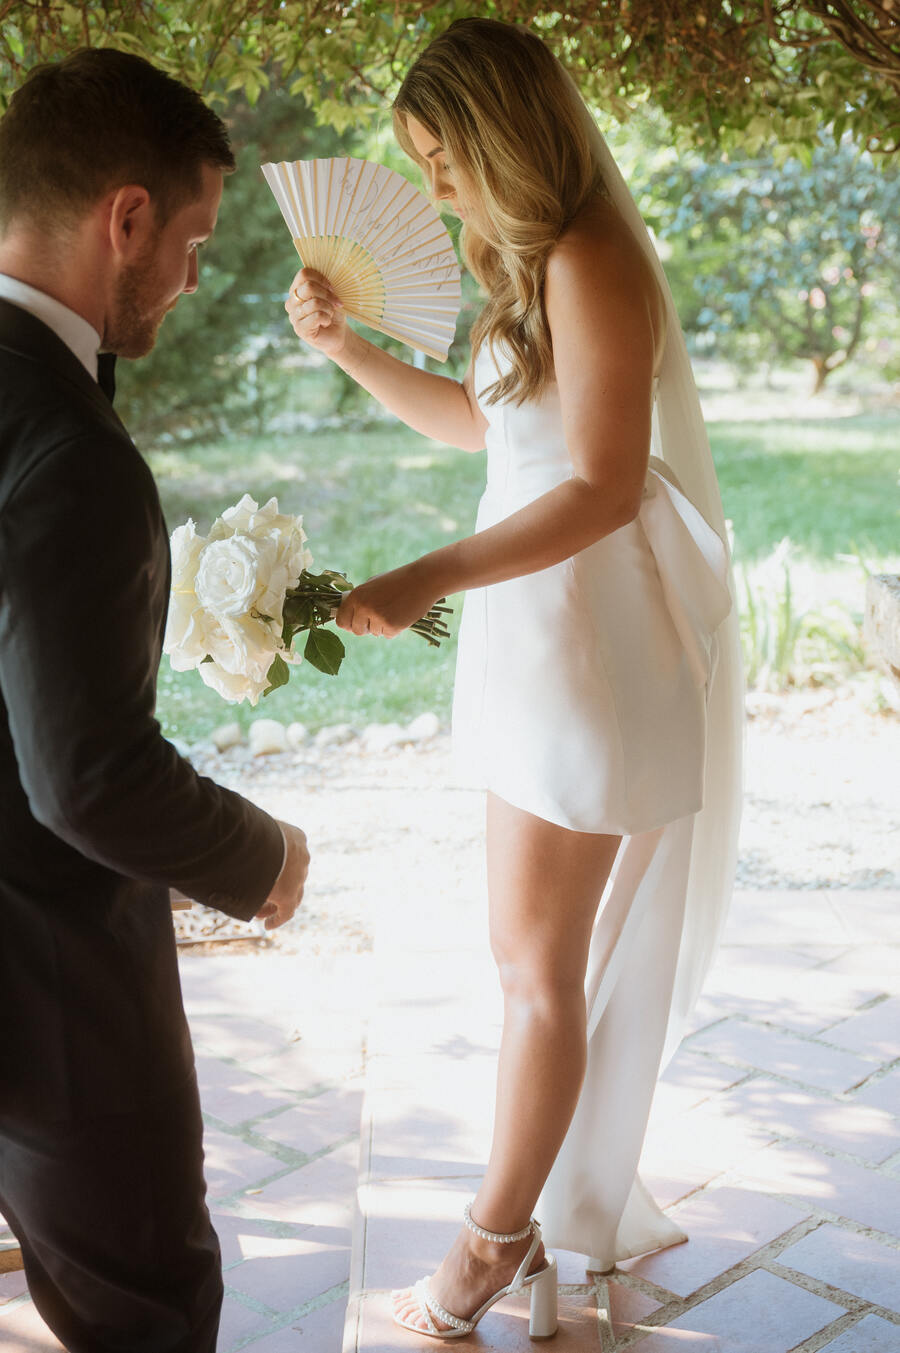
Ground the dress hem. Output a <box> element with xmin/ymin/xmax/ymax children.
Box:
<box><xmin>462</xmin><ymin>775</ymin><xmax>703</xmax><ymax>838</ymax></box>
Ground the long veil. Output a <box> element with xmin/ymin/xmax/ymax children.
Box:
<box><xmin>574</xmin><ymin>76</ymin><xmax>745</xmax><ymax>1069</ymax></box>
<box><xmin>536</xmin><ymin>75</ymin><xmax>745</xmax><ymax>1267</ymax></box>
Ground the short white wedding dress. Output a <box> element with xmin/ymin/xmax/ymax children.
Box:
<box><xmin>451</xmin><ymin>334</ymin><xmax>743</xmax><ymax>1270</ymax></box>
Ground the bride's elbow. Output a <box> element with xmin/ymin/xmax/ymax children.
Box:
<box><xmin>578</xmin><ymin>479</ymin><xmax>642</xmax><ymax>534</ymax></box>
<box><xmin>615</xmin><ymin>493</ymin><xmax>642</xmax><ymax>528</ymax></box>
<box><xmin>607</xmin><ymin>473</ymin><xmax>645</xmax><ymax>529</ymax></box>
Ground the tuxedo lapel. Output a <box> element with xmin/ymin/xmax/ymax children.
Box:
<box><xmin>96</xmin><ymin>351</ymin><xmax>117</xmax><ymax>403</ymax></box>
<box><xmin>0</xmin><ymin>298</ymin><xmax>115</xmax><ymax>420</ymax></box>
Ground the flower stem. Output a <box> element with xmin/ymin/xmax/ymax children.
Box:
<box><xmin>285</xmin><ymin>577</ymin><xmax>453</xmax><ymax>646</ymax></box>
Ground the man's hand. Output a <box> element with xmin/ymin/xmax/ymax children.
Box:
<box><xmin>255</xmin><ymin>821</ymin><xmax>309</xmax><ymax>931</ymax></box>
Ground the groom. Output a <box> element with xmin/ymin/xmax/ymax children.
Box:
<box><xmin>0</xmin><ymin>49</ymin><xmax>309</xmax><ymax>1352</ymax></box>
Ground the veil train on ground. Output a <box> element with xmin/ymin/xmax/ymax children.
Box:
<box><xmin>537</xmin><ymin>87</ymin><xmax>744</xmax><ymax>1269</ymax></box>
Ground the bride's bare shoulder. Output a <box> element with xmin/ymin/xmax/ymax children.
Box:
<box><xmin>549</xmin><ymin>196</ymin><xmax>660</xmax><ymax>300</ymax></box>
<box><xmin>546</xmin><ymin>194</ymin><xmax>665</xmax><ymax>338</ymax></box>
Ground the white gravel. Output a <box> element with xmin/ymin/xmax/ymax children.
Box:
<box><xmin>176</xmin><ymin>677</ymin><xmax>900</xmax><ymax>956</ymax></box>
<box><xmin>739</xmin><ymin>682</ymin><xmax>899</xmax><ymax>891</ymax></box>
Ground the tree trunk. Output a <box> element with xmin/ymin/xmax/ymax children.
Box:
<box><xmin>810</xmin><ymin>357</ymin><xmax>828</xmax><ymax>394</ymax></box>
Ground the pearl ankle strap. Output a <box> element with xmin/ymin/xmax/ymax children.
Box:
<box><xmin>463</xmin><ymin>1201</ymin><xmax>535</xmax><ymax>1245</ymax></box>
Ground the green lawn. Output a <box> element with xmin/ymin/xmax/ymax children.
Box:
<box><xmin>151</xmin><ymin>405</ymin><xmax>899</xmax><ymax>741</ymax></box>
<box><xmin>713</xmin><ymin>415</ymin><xmax>899</xmax><ymax>563</ymax></box>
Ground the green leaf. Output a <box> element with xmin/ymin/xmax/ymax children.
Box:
<box><xmin>283</xmin><ymin>595</ymin><xmax>316</xmax><ymax>629</ymax></box>
<box><xmin>320</xmin><ymin>569</ymin><xmax>354</xmax><ymax>591</ymax></box>
<box><xmin>303</xmin><ymin>626</ymin><xmax>345</xmax><ymax>676</ymax></box>
<box><xmin>296</xmin><ymin>567</ymin><xmax>353</xmax><ymax>591</ymax></box>
<box><xmin>263</xmin><ymin>653</ymin><xmax>291</xmax><ymax>697</ymax></box>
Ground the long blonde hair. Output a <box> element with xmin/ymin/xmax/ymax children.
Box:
<box><xmin>393</xmin><ymin>18</ymin><xmax>605</xmax><ymax>405</ymax></box>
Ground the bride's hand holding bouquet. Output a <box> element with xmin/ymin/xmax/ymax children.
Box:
<box><xmin>336</xmin><ymin>559</ymin><xmax>448</xmax><ymax>639</ymax></box>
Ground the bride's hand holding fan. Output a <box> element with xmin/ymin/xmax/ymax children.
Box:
<box><xmin>285</xmin><ymin>266</ymin><xmax>349</xmax><ymax>358</ymax></box>
<box><xmin>263</xmin><ymin>156</ymin><xmax>461</xmax><ymax>362</ymax></box>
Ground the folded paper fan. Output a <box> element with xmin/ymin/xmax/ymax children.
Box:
<box><xmin>262</xmin><ymin>156</ymin><xmax>462</xmax><ymax>362</ymax></box>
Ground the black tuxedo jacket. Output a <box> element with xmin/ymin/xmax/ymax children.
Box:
<box><xmin>0</xmin><ymin>299</ymin><xmax>285</xmax><ymax>1122</ymax></box>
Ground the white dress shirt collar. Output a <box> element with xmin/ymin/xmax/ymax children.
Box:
<box><xmin>0</xmin><ymin>273</ymin><xmax>100</xmax><ymax>381</ymax></box>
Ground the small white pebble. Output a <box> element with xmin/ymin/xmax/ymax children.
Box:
<box><xmin>406</xmin><ymin>712</ymin><xmax>441</xmax><ymax>741</ymax></box>
<box><xmin>315</xmin><ymin>723</ymin><xmax>356</xmax><ymax>749</ymax></box>
<box><xmin>249</xmin><ymin>719</ymin><xmax>288</xmax><ymax>756</ymax></box>
<box><xmin>211</xmin><ymin>721</ymin><xmax>244</xmax><ymax>753</ymax></box>
<box><xmin>362</xmin><ymin>722</ymin><xmax>407</xmax><ymax>753</ymax></box>
<box><xmin>286</xmin><ymin>722</ymin><xmax>309</xmax><ymax>750</ymax></box>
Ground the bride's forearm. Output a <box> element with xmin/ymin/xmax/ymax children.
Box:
<box><xmin>333</xmin><ymin>329</ymin><xmax>484</xmax><ymax>452</ymax></box>
<box><xmin>334</xmin><ymin>475</ymin><xmax>642</xmax><ymax>639</ymax></box>
<box><xmin>417</xmin><ymin>476</ymin><xmax>641</xmax><ymax>596</ymax></box>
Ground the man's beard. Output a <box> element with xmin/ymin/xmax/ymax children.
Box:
<box><xmin>104</xmin><ymin>245</ymin><xmax>174</xmax><ymax>358</ymax></box>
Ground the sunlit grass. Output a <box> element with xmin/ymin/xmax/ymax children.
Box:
<box><xmin>712</xmin><ymin>416</ymin><xmax>899</xmax><ymax>562</ymax></box>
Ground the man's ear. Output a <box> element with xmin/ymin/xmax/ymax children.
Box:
<box><xmin>107</xmin><ymin>185</ymin><xmax>155</xmax><ymax>260</ymax></box>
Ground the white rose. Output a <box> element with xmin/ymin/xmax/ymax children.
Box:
<box><xmin>170</xmin><ymin>519</ymin><xmax>205</xmax><ymax>581</ymax></box>
<box><xmin>164</xmin><ymin>520</ymin><xmax>210</xmax><ymax>667</ymax></box>
<box><xmin>165</xmin><ymin>607</ymin><xmax>215</xmax><ymax>670</ymax></box>
<box><xmin>204</xmin><ymin>613</ymin><xmax>278</xmax><ymax>678</ymax></box>
<box><xmin>194</xmin><ymin>534</ymin><xmax>277</xmax><ymax>617</ymax></box>
<box><xmin>205</xmin><ymin>496</ymin><xmax>312</xmax><ymax>630</ymax></box>
<box><xmin>212</xmin><ymin>495</ymin><xmax>309</xmax><ymax>566</ymax></box>
<box><xmin>198</xmin><ymin>658</ymin><xmax>271</xmax><ymax>706</ymax></box>
<box><xmin>256</xmin><ymin>526</ymin><xmax>312</xmax><ymax>628</ymax></box>
<box><xmin>165</xmin><ymin>495</ymin><xmax>312</xmax><ymax>702</ymax></box>
<box><xmin>197</xmin><ymin>612</ymin><xmax>282</xmax><ymax>705</ymax></box>
<box><xmin>211</xmin><ymin>493</ymin><xmax>263</xmax><ymax>537</ymax></box>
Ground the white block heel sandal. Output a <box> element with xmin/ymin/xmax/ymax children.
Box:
<box><xmin>393</xmin><ymin>1202</ymin><xmax>559</xmax><ymax>1341</ymax></box>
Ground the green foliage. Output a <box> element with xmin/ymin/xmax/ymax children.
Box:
<box><xmin>711</xmin><ymin>413</ymin><xmax>900</xmax><ymax>561</ymax></box>
<box><xmin>299</xmin><ymin>624</ymin><xmax>345</xmax><ymax>677</ymax></box>
<box><xmin>262</xmin><ymin>651</ymin><xmax>291</xmax><ymax>695</ymax></box>
<box><xmin>277</xmin><ymin>568</ymin><xmax>353</xmax><ymax>678</ymax></box>
<box><xmin>109</xmin><ymin>77</ymin><xmax>476</xmax><ymax>445</ymax></box>
<box><xmin>716</xmin><ymin>404</ymin><xmax>897</xmax><ymax>691</ymax></box>
<box><xmin>735</xmin><ymin>541</ymin><xmax>866</xmax><ymax>691</ymax></box>
<box><xmin>269</xmin><ymin>567</ymin><xmax>457</xmax><ymax>682</ymax></box>
<box><xmin>2</xmin><ymin>1</ymin><xmax>899</xmax><ymax>155</ymax></box>
<box><xmin>114</xmin><ymin>84</ymin><xmax>361</xmax><ymax>442</ymax></box>
<box><xmin>643</xmin><ymin>133</ymin><xmax>900</xmax><ymax>390</ymax></box>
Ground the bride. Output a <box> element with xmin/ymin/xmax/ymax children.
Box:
<box><xmin>284</xmin><ymin>16</ymin><xmax>742</xmax><ymax>1340</ymax></box>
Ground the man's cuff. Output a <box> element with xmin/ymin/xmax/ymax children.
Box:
<box><xmin>274</xmin><ymin>825</ymin><xmax>289</xmax><ymax>886</ymax></box>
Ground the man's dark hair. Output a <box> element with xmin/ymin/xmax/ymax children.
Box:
<box><xmin>0</xmin><ymin>47</ymin><xmax>235</xmax><ymax>233</ymax></box>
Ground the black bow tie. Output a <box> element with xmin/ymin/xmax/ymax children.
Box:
<box><xmin>97</xmin><ymin>351</ymin><xmax>117</xmax><ymax>403</ymax></box>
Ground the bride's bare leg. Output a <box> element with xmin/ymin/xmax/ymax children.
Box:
<box><xmin>476</xmin><ymin>794</ymin><xmax>621</xmax><ymax>1227</ymax></box>
<box><xmin>394</xmin><ymin>793</ymin><xmax>620</xmax><ymax>1331</ymax></box>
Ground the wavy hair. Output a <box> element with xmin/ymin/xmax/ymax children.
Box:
<box><xmin>393</xmin><ymin>18</ymin><xmax>605</xmax><ymax>405</ymax></box>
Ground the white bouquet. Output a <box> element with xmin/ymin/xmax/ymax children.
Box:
<box><xmin>164</xmin><ymin>494</ymin><xmax>450</xmax><ymax>706</ymax></box>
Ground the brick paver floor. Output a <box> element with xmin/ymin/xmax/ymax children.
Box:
<box><xmin>0</xmin><ymin>948</ymin><xmax>368</xmax><ymax>1353</ymax></box>
<box><xmin>346</xmin><ymin>878</ymin><xmax>900</xmax><ymax>1353</ymax></box>
<box><xmin>2</xmin><ymin>756</ymin><xmax>898</xmax><ymax>1351</ymax></box>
